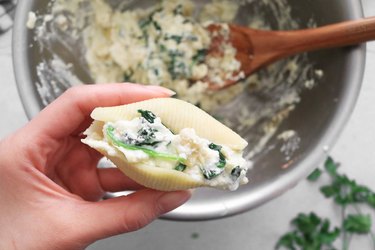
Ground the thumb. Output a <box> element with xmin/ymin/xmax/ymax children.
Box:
<box><xmin>74</xmin><ymin>189</ymin><xmax>191</xmax><ymax>244</ymax></box>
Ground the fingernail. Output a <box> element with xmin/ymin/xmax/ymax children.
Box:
<box><xmin>157</xmin><ymin>191</ymin><xmax>191</xmax><ymax>212</ymax></box>
<box><xmin>145</xmin><ymin>85</ymin><xmax>176</xmax><ymax>96</ymax></box>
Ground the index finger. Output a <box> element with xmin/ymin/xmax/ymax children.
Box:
<box><xmin>27</xmin><ymin>83</ymin><xmax>174</xmax><ymax>140</ymax></box>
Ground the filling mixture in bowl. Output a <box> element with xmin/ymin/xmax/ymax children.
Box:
<box><xmin>84</xmin><ymin>0</ymin><xmax>243</xmax><ymax>89</ymax></box>
<box><xmin>28</xmin><ymin>0</ymin><xmax>323</xmax><ymax>166</ymax></box>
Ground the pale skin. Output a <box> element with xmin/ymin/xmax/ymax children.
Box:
<box><xmin>0</xmin><ymin>83</ymin><xmax>191</xmax><ymax>250</ymax></box>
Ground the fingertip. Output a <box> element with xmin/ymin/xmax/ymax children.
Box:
<box><xmin>143</xmin><ymin>85</ymin><xmax>176</xmax><ymax>97</ymax></box>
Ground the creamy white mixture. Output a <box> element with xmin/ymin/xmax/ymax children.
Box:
<box><xmin>96</xmin><ymin>111</ymin><xmax>248</xmax><ymax>190</ymax></box>
<box><xmin>28</xmin><ymin>0</ymin><xmax>322</xmax><ymax>166</ymax></box>
<box><xmin>82</xmin><ymin>0</ymin><xmax>244</xmax><ymax>111</ymax></box>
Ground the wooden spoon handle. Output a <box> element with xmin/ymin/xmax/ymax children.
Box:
<box><xmin>248</xmin><ymin>17</ymin><xmax>375</xmax><ymax>65</ymax></box>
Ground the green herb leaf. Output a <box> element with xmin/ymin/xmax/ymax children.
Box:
<box><xmin>325</xmin><ymin>157</ymin><xmax>339</xmax><ymax>177</ymax></box>
<box><xmin>320</xmin><ymin>172</ymin><xmax>375</xmax><ymax>207</ymax></box>
<box><xmin>138</xmin><ymin>109</ymin><xmax>157</xmax><ymax>123</ymax></box>
<box><xmin>208</xmin><ymin>143</ymin><xmax>226</xmax><ymax>169</ymax></box>
<box><xmin>276</xmin><ymin>213</ymin><xmax>340</xmax><ymax>250</ymax></box>
<box><xmin>367</xmin><ymin>193</ymin><xmax>375</xmax><ymax>208</ymax></box>
<box><xmin>168</xmin><ymin>35</ymin><xmax>183</xmax><ymax>44</ymax></box>
<box><xmin>208</xmin><ymin>143</ymin><xmax>222</xmax><ymax>151</ymax></box>
<box><xmin>278</xmin><ymin>156</ymin><xmax>375</xmax><ymax>249</ymax></box>
<box><xmin>276</xmin><ymin>233</ymin><xmax>298</xmax><ymax>250</ymax></box>
<box><xmin>135</xmin><ymin>126</ymin><xmax>160</xmax><ymax>147</ymax></box>
<box><xmin>201</xmin><ymin>168</ymin><xmax>222</xmax><ymax>180</ymax></box>
<box><xmin>231</xmin><ymin>166</ymin><xmax>242</xmax><ymax>179</ymax></box>
<box><xmin>307</xmin><ymin>168</ymin><xmax>322</xmax><ymax>182</ymax></box>
<box><xmin>175</xmin><ymin>163</ymin><xmax>187</xmax><ymax>172</ymax></box>
<box><xmin>139</xmin><ymin>18</ymin><xmax>151</xmax><ymax>29</ymax></box>
<box><xmin>123</xmin><ymin>70</ymin><xmax>134</xmax><ymax>82</ymax></box>
<box><xmin>153</xmin><ymin>20</ymin><xmax>161</xmax><ymax>31</ymax></box>
<box><xmin>106</xmin><ymin>126</ymin><xmax>184</xmax><ymax>162</ymax></box>
<box><xmin>173</xmin><ymin>4</ymin><xmax>183</xmax><ymax>16</ymax></box>
<box><xmin>343</xmin><ymin>214</ymin><xmax>372</xmax><ymax>234</ymax></box>
<box><xmin>192</xmin><ymin>49</ymin><xmax>207</xmax><ymax>64</ymax></box>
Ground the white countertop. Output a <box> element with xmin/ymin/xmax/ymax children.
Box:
<box><xmin>1</xmin><ymin>1</ymin><xmax>375</xmax><ymax>249</ymax></box>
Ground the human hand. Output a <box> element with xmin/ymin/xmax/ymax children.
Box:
<box><xmin>0</xmin><ymin>83</ymin><xmax>191</xmax><ymax>250</ymax></box>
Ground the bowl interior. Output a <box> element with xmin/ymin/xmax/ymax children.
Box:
<box><xmin>13</xmin><ymin>0</ymin><xmax>365</xmax><ymax>220</ymax></box>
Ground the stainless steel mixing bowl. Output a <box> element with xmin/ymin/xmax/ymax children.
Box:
<box><xmin>13</xmin><ymin>0</ymin><xmax>366</xmax><ymax>220</ymax></box>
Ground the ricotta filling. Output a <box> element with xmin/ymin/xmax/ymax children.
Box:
<box><xmin>99</xmin><ymin>110</ymin><xmax>249</xmax><ymax>190</ymax></box>
<box><xmin>84</xmin><ymin>0</ymin><xmax>243</xmax><ymax>89</ymax></box>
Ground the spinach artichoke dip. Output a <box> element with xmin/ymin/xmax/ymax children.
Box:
<box><xmin>82</xmin><ymin>98</ymin><xmax>250</xmax><ymax>191</ymax></box>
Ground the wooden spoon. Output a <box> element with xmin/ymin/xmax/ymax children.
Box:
<box><xmin>206</xmin><ymin>17</ymin><xmax>375</xmax><ymax>90</ymax></box>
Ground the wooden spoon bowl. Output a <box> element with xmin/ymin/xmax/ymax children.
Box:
<box><xmin>207</xmin><ymin>17</ymin><xmax>375</xmax><ymax>90</ymax></box>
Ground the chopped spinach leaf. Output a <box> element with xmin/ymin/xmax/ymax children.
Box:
<box><xmin>159</xmin><ymin>44</ymin><xmax>167</xmax><ymax>52</ymax></box>
<box><xmin>217</xmin><ymin>152</ymin><xmax>226</xmax><ymax>169</ymax></box>
<box><xmin>208</xmin><ymin>143</ymin><xmax>222</xmax><ymax>151</ymax></box>
<box><xmin>175</xmin><ymin>163</ymin><xmax>187</xmax><ymax>172</ymax></box>
<box><xmin>168</xmin><ymin>50</ymin><xmax>185</xmax><ymax>57</ymax></box>
<box><xmin>201</xmin><ymin>168</ymin><xmax>221</xmax><ymax>180</ymax></box>
<box><xmin>209</xmin><ymin>143</ymin><xmax>226</xmax><ymax>169</ymax></box>
<box><xmin>153</xmin><ymin>20</ymin><xmax>161</xmax><ymax>31</ymax></box>
<box><xmin>173</xmin><ymin>4</ymin><xmax>183</xmax><ymax>15</ymax></box>
<box><xmin>192</xmin><ymin>49</ymin><xmax>207</xmax><ymax>64</ymax></box>
<box><xmin>135</xmin><ymin>126</ymin><xmax>160</xmax><ymax>147</ymax></box>
<box><xmin>139</xmin><ymin>18</ymin><xmax>152</xmax><ymax>29</ymax></box>
<box><xmin>169</xmin><ymin>35</ymin><xmax>183</xmax><ymax>44</ymax></box>
<box><xmin>231</xmin><ymin>166</ymin><xmax>242</xmax><ymax>179</ymax></box>
<box><xmin>139</xmin><ymin>8</ymin><xmax>162</xmax><ymax>30</ymax></box>
<box><xmin>138</xmin><ymin>109</ymin><xmax>157</xmax><ymax>123</ymax></box>
<box><xmin>123</xmin><ymin>70</ymin><xmax>134</xmax><ymax>82</ymax></box>
<box><xmin>106</xmin><ymin>126</ymin><xmax>185</xmax><ymax>162</ymax></box>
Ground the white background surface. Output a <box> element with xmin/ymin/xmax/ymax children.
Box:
<box><xmin>1</xmin><ymin>1</ymin><xmax>375</xmax><ymax>249</ymax></box>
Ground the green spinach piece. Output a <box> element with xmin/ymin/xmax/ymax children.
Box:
<box><xmin>175</xmin><ymin>163</ymin><xmax>187</xmax><ymax>172</ymax></box>
<box><xmin>231</xmin><ymin>166</ymin><xmax>242</xmax><ymax>179</ymax></box>
<box><xmin>135</xmin><ymin>126</ymin><xmax>160</xmax><ymax>147</ymax></box>
<box><xmin>201</xmin><ymin>168</ymin><xmax>222</xmax><ymax>180</ymax></box>
<box><xmin>123</xmin><ymin>70</ymin><xmax>134</xmax><ymax>82</ymax></box>
<box><xmin>106</xmin><ymin>126</ymin><xmax>184</xmax><ymax>162</ymax></box>
<box><xmin>138</xmin><ymin>109</ymin><xmax>157</xmax><ymax>123</ymax></box>
<box><xmin>173</xmin><ymin>4</ymin><xmax>183</xmax><ymax>15</ymax></box>
<box><xmin>209</xmin><ymin>143</ymin><xmax>226</xmax><ymax>169</ymax></box>
<box><xmin>192</xmin><ymin>49</ymin><xmax>207</xmax><ymax>64</ymax></box>
<box><xmin>168</xmin><ymin>35</ymin><xmax>183</xmax><ymax>44</ymax></box>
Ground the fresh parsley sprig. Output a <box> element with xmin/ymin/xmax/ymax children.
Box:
<box><xmin>276</xmin><ymin>212</ymin><xmax>340</xmax><ymax>250</ymax></box>
<box><xmin>276</xmin><ymin>157</ymin><xmax>375</xmax><ymax>250</ymax></box>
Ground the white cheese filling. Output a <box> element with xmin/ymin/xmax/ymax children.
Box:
<box><xmin>98</xmin><ymin>112</ymin><xmax>249</xmax><ymax>190</ymax></box>
<box><xmin>84</xmin><ymin>0</ymin><xmax>243</xmax><ymax>93</ymax></box>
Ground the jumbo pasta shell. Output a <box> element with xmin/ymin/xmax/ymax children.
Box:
<box><xmin>91</xmin><ymin>98</ymin><xmax>248</xmax><ymax>150</ymax></box>
<box><xmin>82</xmin><ymin>98</ymin><xmax>248</xmax><ymax>191</ymax></box>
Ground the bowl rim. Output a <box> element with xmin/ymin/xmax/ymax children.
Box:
<box><xmin>12</xmin><ymin>0</ymin><xmax>366</xmax><ymax>221</ymax></box>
